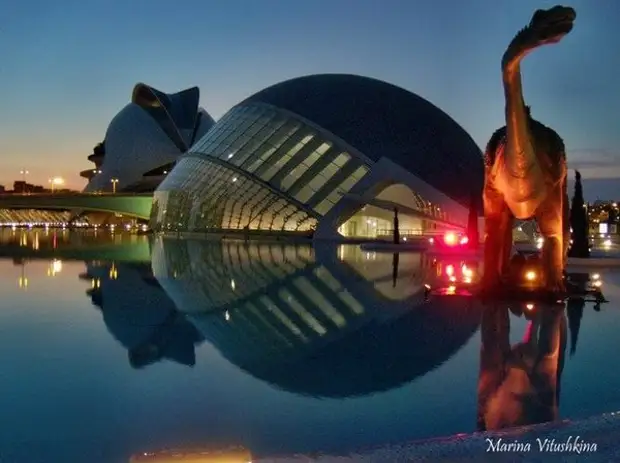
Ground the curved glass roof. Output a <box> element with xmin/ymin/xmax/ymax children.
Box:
<box><xmin>240</xmin><ymin>74</ymin><xmax>484</xmax><ymax>207</ymax></box>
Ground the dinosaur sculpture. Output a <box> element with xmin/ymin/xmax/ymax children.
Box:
<box><xmin>482</xmin><ymin>6</ymin><xmax>576</xmax><ymax>295</ymax></box>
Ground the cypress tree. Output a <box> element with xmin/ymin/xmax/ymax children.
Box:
<box><xmin>607</xmin><ymin>206</ymin><xmax>617</xmax><ymax>227</ymax></box>
<box><xmin>467</xmin><ymin>190</ymin><xmax>480</xmax><ymax>249</ymax></box>
<box><xmin>568</xmin><ymin>170</ymin><xmax>590</xmax><ymax>258</ymax></box>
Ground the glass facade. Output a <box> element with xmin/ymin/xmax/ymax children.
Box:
<box><xmin>152</xmin><ymin>103</ymin><xmax>370</xmax><ymax>233</ymax></box>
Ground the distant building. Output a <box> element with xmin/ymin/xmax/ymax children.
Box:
<box><xmin>12</xmin><ymin>181</ymin><xmax>51</xmax><ymax>194</ymax></box>
<box><xmin>152</xmin><ymin>74</ymin><xmax>484</xmax><ymax>239</ymax></box>
<box><xmin>82</xmin><ymin>83</ymin><xmax>215</xmax><ymax>193</ymax></box>
<box><xmin>588</xmin><ymin>200</ymin><xmax>619</xmax><ymax>235</ymax></box>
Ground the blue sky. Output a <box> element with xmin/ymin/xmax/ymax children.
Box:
<box><xmin>0</xmin><ymin>0</ymin><xmax>617</xmax><ymax>198</ymax></box>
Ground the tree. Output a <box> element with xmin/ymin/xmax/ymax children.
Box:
<box><xmin>568</xmin><ymin>170</ymin><xmax>590</xmax><ymax>258</ymax></box>
<box><xmin>607</xmin><ymin>206</ymin><xmax>617</xmax><ymax>225</ymax></box>
<box><xmin>467</xmin><ymin>190</ymin><xmax>480</xmax><ymax>249</ymax></box>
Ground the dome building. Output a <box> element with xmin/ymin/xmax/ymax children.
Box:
<box><xmin>81</xmin><ymin>83</ymin><xmax>215</xmax><ymax>193</ymax></box>
<box><xmin>151</xmin><ymin>74</ymin><xmax>483</xmax><ymax>239</ymax></box>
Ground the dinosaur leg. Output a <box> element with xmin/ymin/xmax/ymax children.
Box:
<box><xmin>482</xmin><ymin>183</ymin><xmax>513</xmax><ymax>291</ymax></box>
<box><xmin>536</xmin><ymin>183</ymin><xmax>566</xmax><ymax>295</ymax></box>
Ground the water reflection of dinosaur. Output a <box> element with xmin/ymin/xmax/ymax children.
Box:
<box><xmin>151</xmin><ymin>237</ymin><xmax>483</xmax><ymax>398</ymax></box>
<box><xmin>477</xmin><ymin>302</ymin><xmax>567</xmax><ymax>431</ymax></box>
<box><xmin>80</xmin><ymin>261</ymin><xmax>204</xmax><ymax>368</ymax></box>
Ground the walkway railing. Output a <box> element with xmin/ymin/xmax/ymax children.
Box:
<box><xmin>375</xmin><ymin>227</ymin><xmax>463</xmax><ymax>238</ymax></box>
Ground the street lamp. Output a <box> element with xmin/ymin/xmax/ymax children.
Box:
<box><xmin>19</xmin><ymin>169</ymin><xmax>29</xmax><ymax>194</ymax></box>
<box><xmin>111</xmin><ymin>178</ymin><xmax>119</xmax><ymax>194</ymax></box>
<box><xmin>48</xmin><ymin>177</ymin><xmax>64</xmax><ymax>194</ymax></box>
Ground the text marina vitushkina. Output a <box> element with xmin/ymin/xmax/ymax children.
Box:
<box><xmin>486</xmin><ymin>436</ymin><xmax>597</xmax><ymax>454</ymax></box>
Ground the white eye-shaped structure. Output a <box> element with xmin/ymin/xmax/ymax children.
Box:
<box><xmin>152</xmin><ymin>74</ymin><xmax>484</xmax><ymax>239</ymax></box>
<box><xmin>81</xmin><ymin>83</ymin><xmax>215</xmax><ymax>193</ymax></box>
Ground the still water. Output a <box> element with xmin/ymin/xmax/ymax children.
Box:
<box><xmin>2</xmin><ymin>230</ymin><xmax>620</xmax><ymax>462</ymax></box>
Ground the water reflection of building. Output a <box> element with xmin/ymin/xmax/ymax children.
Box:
<box><xmin>80</xmin><ymin>261</ymin><xmax>204</xmax><ymax>368</ymax></box>
<box><xmin>0</xmin><ymin>228</ymin><xmax>152</xmax><ymax>262</ymax></box>
<box><xmin>477</xmin><ymin>303</ymin><xmax>567</xmax><ymax>431</ymax></box>
<box><xmin>0</xmin><ymin>209</ymin><xmax>70</xmax><ymax>225</ymax></box>
<box><xmin>152</xmin><ymin>238</ymin><xmax>481</xmax><ymax>398</ymax></box>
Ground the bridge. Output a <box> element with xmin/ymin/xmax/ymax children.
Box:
<box><xmin>0</xmin><ymin>193</ymin><xmax>154</xmax><ymax>220</ymax></box>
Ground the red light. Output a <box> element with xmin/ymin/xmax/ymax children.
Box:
<box><xmin>446</xmin><ymin>264</ymin><xmax>454</xmax><ymax>276</ymax></box>
<box><xmin>444</xmin><ymin>232</ymin><xmax>458</xmax><ymax>246</ymax></box>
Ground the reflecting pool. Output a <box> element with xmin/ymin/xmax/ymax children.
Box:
<box><xmin>1</xmin><ymin>230</ymin><xmax>620</xmax><ymax>462</ymax></box>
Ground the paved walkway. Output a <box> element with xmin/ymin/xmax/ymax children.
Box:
<box><xmin>257</xmin><ymin>412</ymin><xmax>620</xmax><ymax>462</ymax></box>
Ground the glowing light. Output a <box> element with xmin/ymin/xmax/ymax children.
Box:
<box><xmin>525</xmin><ymin>271</ymin><xmax>537</xmax><ymax>281</ymax></box>
<box><xmin>449</xmin><ymin>276</ymin><xmax>456</xmax><ymax>282</ymax></box>
<box><xmin>592</xmin><ymin>273</ymin><xmax>600</xmax><ymax>280</ymax></box>
<box><xmin>526</xmin><ymin>303</ymin><xmax>534</xmax><ymax>310</ymax></box>
<box><xmin>428</xmin><ymin>237</ymin><xmax>434</xmax><ymax>244</ymax></box>
<box><xmin>593</xmin><ymin>280</ymin><xmax>602</xmax><ymax>288</ymax></box>
<box><xmin>444</xmin><ymin>232</ymin><xmax>458</xmax><ymax>246</ymax></box>
<box><xmin>463</xmin><ymin>276</ymin><xmax>472</xmax><ymax>284</ymax></box>
<box><xmin>446</xmin><ymin>264</ymin><xmax>455</xmax><ymax>276</ymax></box>
<box><xmin>604</xmin><ymin>239</ymin><xmax>612</xmax><ymax>248</ymax></box>
<box><xmin>446</xmin><ymin>285</ymin><xmax>456</xmax><ymax>295</ymax></box>
<box><xmin>424</xmin><ymin>284</ymin><xmax>431</xmax><ymax>290</ymax></box>
<box><xmin>459</xmin><ymin>236</ymin><xmax>469</xmax><ymax>245</ymax></box>
<box><xmin>51</xmin><ymin>259</ymin><xmax>62</xmax><ymax>275</ymax></box>
<box><xmin>225</xmin><ymin>310</ymin><xmax>231</xmax><ymax>321</ymax></box>
<box><xmin>462</xmin><ymin>265</ymin><xmax>473</xmax><ymax>278</ymax></box>
<box><xmin>109</xmin><ymin>264</ymin><xmax>118</xmax><ymax>280</ymax></box>
<box><xmin>230</xmin><ymin>279</ymin><xmax>236</xmax><ymax>290</ymax></box>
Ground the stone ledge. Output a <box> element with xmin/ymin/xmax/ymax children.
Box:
<box><xmin>257</xmin><ymin>412</ymin><xmax>620</xmax><ymax>462</ymax></box>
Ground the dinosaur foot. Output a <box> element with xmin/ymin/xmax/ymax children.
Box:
<box><xmin>477</xmin><ymin>280</ymin><xmax>504</xmax><ymax>300</ymax></box>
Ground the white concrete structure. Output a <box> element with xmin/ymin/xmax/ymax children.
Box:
<box><xmin>84</xmin><ymin>83</ymin><xmax>215</xmax><ymax>193</ymax></box>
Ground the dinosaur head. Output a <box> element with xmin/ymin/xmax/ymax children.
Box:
<box><xmin>503</xmin><ymin>6</ymin><xmax>576</xmax><ymax>71</ymax></box>
<box><xmin>526</xmin><ymin>6</ymin><xmax>576</xmax><ymax>46</ymax></box>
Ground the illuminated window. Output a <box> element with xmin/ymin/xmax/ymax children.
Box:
<box><xmin>280</xmin><ymin>142</ymin><xmax>332</xmax><ymax>192</ymax></box>
<box><xmin>245</xmin><ymin>123</ymin><xmax>300</xmax><ymax>173</ymax></box>
<box><xmin>313</xmin><ymin>165</ymin><xmax>369</xmax><ymax>215</ymax></box>
<box><xmin>260</xmin><ymin>134</ymin><xmax>314</xmax><ymax>182</ymax></box>
<box><xmin>294</xmin><ymin>152</ymin><xmax>351</xmax><ymax>203</ymax></box>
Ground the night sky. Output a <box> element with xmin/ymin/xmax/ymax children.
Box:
<box><xmin>0</xmin><ymin>0</ymin><xmax>617</xmax><ymax>198</ymax></box>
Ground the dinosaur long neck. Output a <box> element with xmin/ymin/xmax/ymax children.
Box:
<box><xmin>498</xmin><ymin>33</ymin><xmax>546</xmax><ymax>219</ymax></box>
